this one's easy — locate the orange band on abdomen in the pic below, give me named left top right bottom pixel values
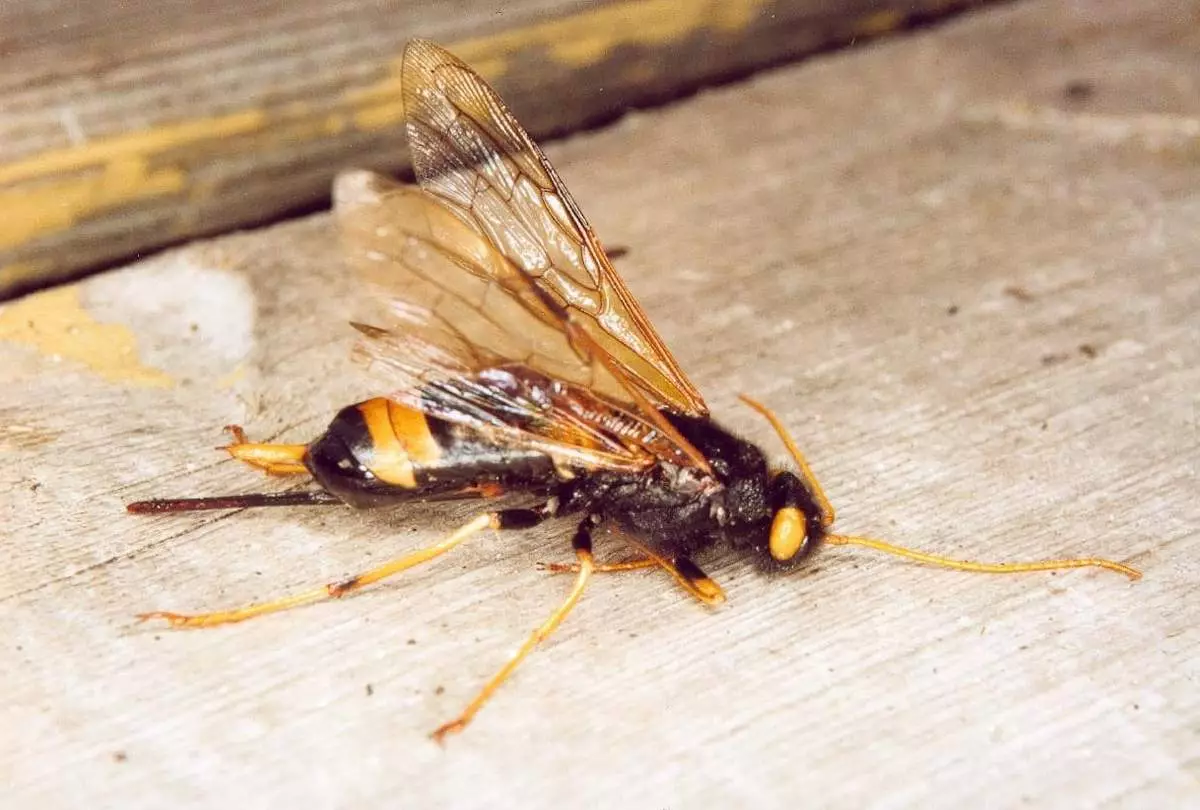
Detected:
left=356, top=398, right=445, bottom=488
left=357, top=398, right=417, bottom=487
left=387, top=400, right=442, bottom=465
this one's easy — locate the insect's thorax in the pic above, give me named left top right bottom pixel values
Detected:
left=566, top=414, right=779, bottom=559
left=305, top=398, right=561, bottom=508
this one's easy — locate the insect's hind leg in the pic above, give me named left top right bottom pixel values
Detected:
left=222, top=425, right=310, bottom=476
left=138, top=506, right=554, bottom=629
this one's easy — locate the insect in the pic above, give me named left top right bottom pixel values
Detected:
left=129, top=39, right=1141, bottom=742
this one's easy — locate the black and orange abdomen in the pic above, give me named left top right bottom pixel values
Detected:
left=305, top=398, right=559, bottom=508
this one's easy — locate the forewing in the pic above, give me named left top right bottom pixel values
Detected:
left=400, top=38, right=708, bottom=418
left=336, top=170, right=628, bottom=397
left=335, top=170, right=660, bottom=473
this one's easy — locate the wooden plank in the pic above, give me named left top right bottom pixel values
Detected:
left=2, top=0, right=1197, bottom=806
left=0, top=0, right=1000, bottom=298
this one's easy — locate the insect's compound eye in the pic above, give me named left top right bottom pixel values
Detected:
left=768, top=506, right=808, bottom=561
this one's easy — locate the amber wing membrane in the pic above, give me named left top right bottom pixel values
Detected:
left=399, top=38, right=708, bottom=418
left=336, top=170, right=676, bottom=473
left=337, top=171, right=620, bottom=398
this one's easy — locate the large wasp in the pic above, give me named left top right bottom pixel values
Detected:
left=130, top=40, right=1140, bottom=742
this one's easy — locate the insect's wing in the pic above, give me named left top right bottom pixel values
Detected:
left=335, top=170, right=666, bottom=473
left=400, top=38, right=709, bottom=418
left=335, top=170, right=618, bottom=395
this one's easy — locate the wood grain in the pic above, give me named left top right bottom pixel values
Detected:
left=0, top=0, right=1000, bottom=298
left=2, top=0, right=1197, bottom=806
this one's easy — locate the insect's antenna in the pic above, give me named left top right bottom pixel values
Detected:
left=127, top=491, right=342, bottom=514
left=823, top=533, right=1141, bottom=580
left=737, top=394, right=1140, bottom=581
left=739, top=394, right=836, bottom=526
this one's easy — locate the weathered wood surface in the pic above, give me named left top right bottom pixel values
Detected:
left=0, top=0, right=1001, bottom=298
left=2, top=0, right=1197, bottom=806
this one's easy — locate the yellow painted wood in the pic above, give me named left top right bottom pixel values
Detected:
left=0, top=286, right=174, bottom=388
left=0, top=0, right=994, bottom=297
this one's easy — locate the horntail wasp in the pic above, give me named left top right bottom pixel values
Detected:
left=130, top=39, right=1140, bottom=742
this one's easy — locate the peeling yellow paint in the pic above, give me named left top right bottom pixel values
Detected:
left=0, top=110, right=265, bottom=186
left=853, top=9, right=906, bottom=37
left=0, top=159, right=186, bottom=249
left=0, top=261, right=47, bottom=290
left=3, top=0, right=772, bottom=273
left=349, top=0, right=770, bottom=132
left=0, top=110, right=267, bottom=249
left=0, top=286, right=175, bottom=388
left=454, top=0, right=768, bottom=73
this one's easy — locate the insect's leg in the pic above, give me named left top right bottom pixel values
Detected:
left=222, top=425, right=310, bottom=476
left=432, top=517, right=598, bottom=743
left=540, top=558, right=658, bottom=574
left=539, top=535, right=726, bottom=606
left=138, top=506, right=553, bottom=629
left=653, top=553, right=726, bottom=605
left=540, top=553, right=724, bottom=605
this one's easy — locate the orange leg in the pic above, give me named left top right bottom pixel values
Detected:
left=541, top=558, right=658, bottom=574
left=539, top=539, right=725, bottom=606
left=139, top=513, right=500, bottom=628
left=222, top=425, right=309, bottom=476
left=433, top=520, right=597, bottom=743
left=138, top=506, right=560, bottom=627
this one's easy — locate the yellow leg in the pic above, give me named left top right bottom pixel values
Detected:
left=432, top=522, right=597, bottom=742
left=539, top=539, right=726, bottom=606
left=138, top=513, right=497, bottom=628
left=824, top=534, right=1142, bottom=580
left=222, top=424, right=309, bottom=476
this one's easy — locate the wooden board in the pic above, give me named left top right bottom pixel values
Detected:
left=0, top=0, right=1000, bottom=298
left=2, top=0, right=1197, bottom=805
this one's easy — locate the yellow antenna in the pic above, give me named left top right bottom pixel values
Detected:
left=824, top=534, right=1140, bottom=580
left=741, top=394, right=1141, bottom=581
left=739, top=394, right=836, bottom=526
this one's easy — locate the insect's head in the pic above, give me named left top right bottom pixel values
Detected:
left=762, top=470, right=827, bottom=568
left=733, top=396, right=836, bottom=570
left=722, top=469, right=825, bottom=570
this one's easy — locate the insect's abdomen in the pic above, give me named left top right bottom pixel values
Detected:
left=305, top=398, right=558, bottom=507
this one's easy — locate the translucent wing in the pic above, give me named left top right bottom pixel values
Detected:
left=400, top=38, right=708, bottom=418
left=335, top=170, right=696, bottom=472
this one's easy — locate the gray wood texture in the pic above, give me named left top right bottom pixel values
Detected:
left=2, top=0, right=1197, bottom=806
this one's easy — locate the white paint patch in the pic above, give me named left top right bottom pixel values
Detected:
left=57, top=106, right=87, bottom=146
left=86, top=256, right=256, bottom=381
